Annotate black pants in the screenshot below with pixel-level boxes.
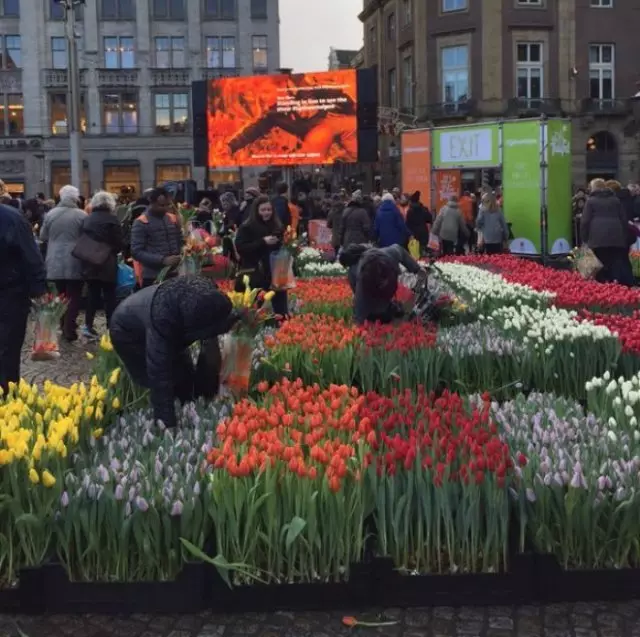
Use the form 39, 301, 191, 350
593, 247, 634, 287
0, 293, 29, 395
85, 281, 117, 330
441, 240, 456, 256
484, 243, 503, 255
52, 279, 84, 341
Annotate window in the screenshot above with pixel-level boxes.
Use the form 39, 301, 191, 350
402, 56, 413, 109
206, 37, 236, 68
252, 36, 268, 70
50, 0, 65, 19
49, 93, 87, 135
442, 0, 467, 11
154, 93, 189, 133
0, 0, 19, 17
154, 37, 185, 68
387, 13, 395, 40
104, 164, 140, 196
51, 165, 91, 198
516, 0, 543, 5
204, 0, 236, 19
251, 0, 267, 19
0, 94, 23, 136
156, 164, 191, 183
402, 0, 412, 25
102, 92, 138, 134
516, 42, 543, 102
101, 0, 135, 19
104, 36, 135, 69
152, 0, 185, 19
441, 45, 469, 104
51, 37, 67, 69
2, 35, 20, 69
589, 44, 614, 101
388, 68, 397, 107
590, 0, 612, 5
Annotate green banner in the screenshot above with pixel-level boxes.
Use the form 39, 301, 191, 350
502, 120, 542, 254
546, 119, 572, 254
432, 124, 500, 168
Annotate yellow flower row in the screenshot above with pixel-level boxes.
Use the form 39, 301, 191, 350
226, 276, 274, 310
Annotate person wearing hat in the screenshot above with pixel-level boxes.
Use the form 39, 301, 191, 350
240, 187, 261, 224
374, 192, 411, 249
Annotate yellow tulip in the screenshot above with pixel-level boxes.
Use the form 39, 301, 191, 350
0, 449, 14, 465
263, 291, 275, 303
28, 468, 39, 484
112, 397, 121, 410
42, 470, 56, 488
109, 368, 121, 386
84, 406, 94, 419
92, 428, 103, 439
95, 407, 104, 422
86, 352, 94, 360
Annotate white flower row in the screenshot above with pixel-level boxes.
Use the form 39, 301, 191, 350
300, 261, 346, 277
297, 247, 323, 262
436, 263, 554, 305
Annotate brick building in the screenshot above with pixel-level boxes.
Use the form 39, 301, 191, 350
0, 0, 280, 198
359, 0, 640, 188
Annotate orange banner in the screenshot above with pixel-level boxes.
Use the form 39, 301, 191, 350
434, 170, 461, 213
401, 130, 431, 206
208, 70, 358, 167
308, 219, 333, 251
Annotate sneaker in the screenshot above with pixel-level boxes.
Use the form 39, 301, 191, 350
81, 326, 99, 341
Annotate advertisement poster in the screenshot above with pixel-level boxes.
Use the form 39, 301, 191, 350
208, 70, 358, 167
308, 219, 333, 251
433, 124, 499, 169
546, 120, 572, 254
401, 130, 431, 205
502, 121, 542, 254
433, 170, 461, 213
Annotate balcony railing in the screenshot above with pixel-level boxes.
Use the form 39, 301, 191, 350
416, 99, 476, 122
202, 67, 241, 81
149, 68, 191, 87
97, 68, 140, 87
580, 98, 631, 116
42, 69, 88, 89
0, 69, 21, 93
507, 97, 562, 117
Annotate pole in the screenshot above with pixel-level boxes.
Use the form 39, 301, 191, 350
66, 1, 83, 191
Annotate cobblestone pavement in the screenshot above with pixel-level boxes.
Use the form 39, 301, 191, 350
1, 602, 640, 637
13, 320, 640, 636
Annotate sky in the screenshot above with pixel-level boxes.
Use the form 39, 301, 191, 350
279, 0, 363, 72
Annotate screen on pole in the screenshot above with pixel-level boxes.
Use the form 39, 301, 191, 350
207, 70, 359, 167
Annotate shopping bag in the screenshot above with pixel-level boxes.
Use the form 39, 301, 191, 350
116, 262, 135, 297
270, 249, 296, 290
574, 246, 603, 280
408, 237, 421, 260
220, 334, 253, 396
427, 233, 440, 253
31, 306, 63, 361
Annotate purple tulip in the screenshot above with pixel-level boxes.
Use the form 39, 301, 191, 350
170, 500, 184, 516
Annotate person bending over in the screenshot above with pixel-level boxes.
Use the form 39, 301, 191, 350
340, 243, 423, 325
109, 275, 238, 428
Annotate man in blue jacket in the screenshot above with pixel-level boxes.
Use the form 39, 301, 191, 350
374, 192, 411, 248
0, 202, 47, 393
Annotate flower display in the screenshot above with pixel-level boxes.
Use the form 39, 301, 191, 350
299, 261, 346, 278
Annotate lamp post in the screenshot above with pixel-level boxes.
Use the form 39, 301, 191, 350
54, 0, 85, 191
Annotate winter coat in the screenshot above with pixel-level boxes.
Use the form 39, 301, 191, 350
340, 203, 372, 248
347, 244, 421, 325
432, 203, 469, 243
222, 204, 242, 234
617, 189, 637, 224
131, 211, 183, 282
406, 202, 433, 244
476, 207, 508, 245
271, 195, 292, 227
374, 200, 410, 248
234, 217, 283, 290
39, 198, 87, 280
79, 207, 124, 283
0, 203, 46, 299
581, 189, 628, 249
326, 203, 344, 250
109, 276, 234, 428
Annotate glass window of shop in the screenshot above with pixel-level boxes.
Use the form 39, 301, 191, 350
0, 93, 24, 136
51, 164, 90, 198
103, 164, 140, 197
102, 92, 138, 134
156, 163, 191, 183
50, 93, 87, 135
208, 169, 239, 188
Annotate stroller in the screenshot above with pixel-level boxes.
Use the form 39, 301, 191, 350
406, 259, 445, 326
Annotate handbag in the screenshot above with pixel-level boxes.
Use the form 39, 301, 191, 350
72, 233, 111, 266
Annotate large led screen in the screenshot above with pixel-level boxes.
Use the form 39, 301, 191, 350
207, 70, 358, 167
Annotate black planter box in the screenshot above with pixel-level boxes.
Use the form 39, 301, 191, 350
208, 562, 375, 613
19, 562, 209, 615
532, 553, 640, 603
369, 555, 534, 607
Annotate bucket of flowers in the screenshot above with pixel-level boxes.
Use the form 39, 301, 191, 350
31, 290, 68, 361
271, 226, 299, 290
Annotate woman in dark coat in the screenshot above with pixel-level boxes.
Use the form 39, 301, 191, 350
234, 195, 288, 316
79, 190, 123, 337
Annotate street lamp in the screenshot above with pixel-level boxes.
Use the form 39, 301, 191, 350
54, 0, 85, 191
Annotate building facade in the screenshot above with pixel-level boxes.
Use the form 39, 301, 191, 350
360, 0, 640, 187
328, 47, 360, 70
0, 0, 280, 198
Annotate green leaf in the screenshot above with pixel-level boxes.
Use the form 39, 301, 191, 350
285, 516, 306, 551
14, 513, 41, 529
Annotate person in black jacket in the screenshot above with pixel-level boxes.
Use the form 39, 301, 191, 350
406, 191, 432, 253
109, 276, 238, 428
234, 195, 288, 316
271, 182, 292, 228
0, 202, 47, 393
78, 191, 124, 338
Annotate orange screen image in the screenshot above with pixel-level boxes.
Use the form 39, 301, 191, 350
207, 70, 358, 167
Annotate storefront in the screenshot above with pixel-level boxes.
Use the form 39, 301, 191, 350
103, 160, 140, 197
208, 168, 240, 189
155, 161, 191, 184
51, 161, 91, 198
